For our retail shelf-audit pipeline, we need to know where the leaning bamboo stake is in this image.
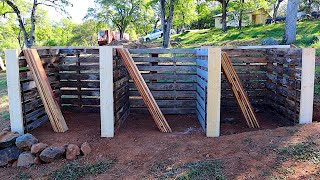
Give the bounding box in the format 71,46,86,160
117,48,172,132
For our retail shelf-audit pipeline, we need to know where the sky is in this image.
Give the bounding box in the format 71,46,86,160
46,0,95,24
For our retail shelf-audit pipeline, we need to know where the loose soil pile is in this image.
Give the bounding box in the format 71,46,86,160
0,113,319,179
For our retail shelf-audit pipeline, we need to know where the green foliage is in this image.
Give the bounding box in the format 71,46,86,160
89,0,143,37
50,160,116,180
176,160,226,180
173,0,196,30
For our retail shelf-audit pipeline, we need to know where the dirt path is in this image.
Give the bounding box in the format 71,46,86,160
0,113,319,179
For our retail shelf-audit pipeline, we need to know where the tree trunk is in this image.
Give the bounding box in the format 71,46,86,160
221,0,228,32
160,0,175,48
4,0,37,48
238,0,244,29
119,28,124,40
154,19,160,30
273,0,283,23
283,0,300,44
0,57,6,71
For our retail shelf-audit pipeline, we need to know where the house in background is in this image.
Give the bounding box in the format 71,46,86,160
213,8,271,28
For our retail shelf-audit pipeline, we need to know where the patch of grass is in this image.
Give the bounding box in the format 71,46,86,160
176,160,226,180
171,20,320,49
149,161,169,177
16,172,32,180
1,111,9,120
0,79,6,88
242,137,256,148
50,160,115,180
276,142,320,163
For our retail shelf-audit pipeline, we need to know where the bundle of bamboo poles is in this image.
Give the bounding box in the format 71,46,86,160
221,52,260,128
23,49,68,132
117,48,172,133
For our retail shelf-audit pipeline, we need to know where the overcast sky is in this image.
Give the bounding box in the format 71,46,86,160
45,0,95,23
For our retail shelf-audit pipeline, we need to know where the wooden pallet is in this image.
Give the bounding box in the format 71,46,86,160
222,52,260,128
117,48,172,133
23,49,68,132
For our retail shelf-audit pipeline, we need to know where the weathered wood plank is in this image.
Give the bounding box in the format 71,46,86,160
129,99,196,108
141,74,197,81
129,48,196,54
132,56,196,62
130,108,196,114
136,65,196,73
60,73,100,80
129,90,197,99
197,68,208,80
129,82,196,91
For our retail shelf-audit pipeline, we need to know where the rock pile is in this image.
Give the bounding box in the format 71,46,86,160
0,129,92,168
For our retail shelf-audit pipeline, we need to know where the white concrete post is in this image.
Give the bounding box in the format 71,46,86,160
299,48,315,124
5,50,24,134
99,47,115,137
206,48,222,137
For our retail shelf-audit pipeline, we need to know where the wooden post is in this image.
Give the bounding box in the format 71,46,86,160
299,48,315,124
99,47,114,137
5,50,24,134
206,48,222,137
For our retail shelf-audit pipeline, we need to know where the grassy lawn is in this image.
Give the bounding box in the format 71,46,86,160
170,20,320,51
0,72,9,130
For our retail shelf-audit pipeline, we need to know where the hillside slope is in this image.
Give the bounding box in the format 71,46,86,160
172,20,320,50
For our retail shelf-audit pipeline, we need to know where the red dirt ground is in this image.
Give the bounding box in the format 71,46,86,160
0,112,319,179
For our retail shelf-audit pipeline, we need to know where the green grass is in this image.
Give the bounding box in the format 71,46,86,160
276,142,320,163
176,160,226,180
171,20,320,49
50,160,115,180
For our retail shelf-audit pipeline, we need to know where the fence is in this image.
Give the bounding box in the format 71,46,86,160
5,46,315,137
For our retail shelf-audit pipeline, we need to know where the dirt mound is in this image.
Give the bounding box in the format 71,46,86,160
107,40,149,49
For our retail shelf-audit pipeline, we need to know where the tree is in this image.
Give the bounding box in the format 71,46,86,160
173,0,196,33
216,0,230,32
91,0,142,40
192,1,218,29
160,0,176,48
300,0,320,14
283,0,300,44
272,0,284,22
1,0,71,48
134,1,157,36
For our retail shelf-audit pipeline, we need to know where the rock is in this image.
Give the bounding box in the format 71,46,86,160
15,133,39,151
222,117,240,124
12,160,17,168
17,152,35,168
39,147,65,163
34,156,42,165
261,38,279,45
2,128,10,132
0,131,20,149
66,144,80,160
31,143,48,154
80,142,92,156
0,146,23,167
